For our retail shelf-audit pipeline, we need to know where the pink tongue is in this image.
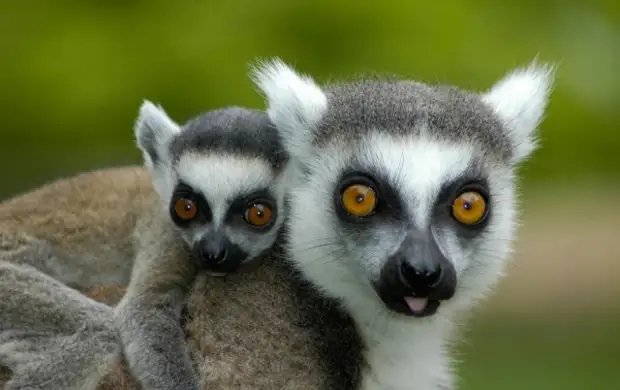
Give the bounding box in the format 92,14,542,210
404,296,428,313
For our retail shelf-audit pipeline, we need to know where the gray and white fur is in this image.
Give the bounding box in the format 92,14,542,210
115,102,291,390
0,103,291,390
248,58,555,389
0,59,554,390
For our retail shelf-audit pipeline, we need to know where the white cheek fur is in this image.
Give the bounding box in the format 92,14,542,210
251,57,546,390
285,139,520,389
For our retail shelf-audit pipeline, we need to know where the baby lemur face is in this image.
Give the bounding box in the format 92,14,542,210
252,60,554,317
134,103,290,273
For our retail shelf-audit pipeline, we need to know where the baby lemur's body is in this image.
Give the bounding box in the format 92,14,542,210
0,103,296,390
0,59,554,390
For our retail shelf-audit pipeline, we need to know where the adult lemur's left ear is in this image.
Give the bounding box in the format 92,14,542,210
482,61,556,165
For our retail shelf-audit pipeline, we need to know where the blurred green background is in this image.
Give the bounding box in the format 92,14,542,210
1,1,618,389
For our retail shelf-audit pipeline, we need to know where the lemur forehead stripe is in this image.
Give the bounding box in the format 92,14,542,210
174,153,276,203
339,135,490,225
349,149,488,196
168,106,289,171
313,80,512,162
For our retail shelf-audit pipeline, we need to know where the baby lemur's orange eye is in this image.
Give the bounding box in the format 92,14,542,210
244,203,273,227
174,198,198,221
341,184,377,217
452,191,487,226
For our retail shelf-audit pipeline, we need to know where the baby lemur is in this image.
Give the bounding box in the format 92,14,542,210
0,58,554,390
0,102,291,390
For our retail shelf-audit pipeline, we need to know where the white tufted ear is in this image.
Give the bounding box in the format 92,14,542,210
250,58,328,161
482,61,556,165
134,100,181,169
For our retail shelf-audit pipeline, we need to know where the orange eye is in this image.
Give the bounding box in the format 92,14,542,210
452,191,487,225
341,184,377,217
174,198,198,221
244,203,274,227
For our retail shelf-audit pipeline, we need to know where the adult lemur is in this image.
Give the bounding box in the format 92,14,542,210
0,103,292,390
0,59,554,390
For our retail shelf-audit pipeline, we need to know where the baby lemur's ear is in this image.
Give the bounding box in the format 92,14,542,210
250,58,328,162
134,101,181,169
482,61,556,166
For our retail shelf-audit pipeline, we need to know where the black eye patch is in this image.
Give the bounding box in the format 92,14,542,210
333,168,405,226
224,188,278,232
433,176,491,237
169,182,212,227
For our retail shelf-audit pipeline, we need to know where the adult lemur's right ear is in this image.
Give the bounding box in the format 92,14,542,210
481,61,556,166
134,101,181,169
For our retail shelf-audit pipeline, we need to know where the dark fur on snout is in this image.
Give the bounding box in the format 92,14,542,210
376,231,457,317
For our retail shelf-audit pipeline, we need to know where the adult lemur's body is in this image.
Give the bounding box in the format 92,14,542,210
250,59,554,389
0,59,553,390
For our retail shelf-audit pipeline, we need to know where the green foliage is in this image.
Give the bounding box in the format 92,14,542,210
1,0,618,197
458,311,620,390
0,3,618,387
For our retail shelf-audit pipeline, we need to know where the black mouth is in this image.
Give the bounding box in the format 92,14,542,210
193,251,271,277
207,255,266,276
379,294,442,318
199,258,244,274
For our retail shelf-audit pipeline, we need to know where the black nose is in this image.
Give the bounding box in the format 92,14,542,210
198,236,230,266
399,260,443,297
201,246,227,264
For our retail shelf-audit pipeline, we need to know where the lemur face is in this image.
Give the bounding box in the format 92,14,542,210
252,59,553,317
134,103,291,274
288,127,519,317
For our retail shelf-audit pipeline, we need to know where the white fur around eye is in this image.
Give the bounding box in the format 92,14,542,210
246,56,550,389
284,132,524,389
175,153,275,227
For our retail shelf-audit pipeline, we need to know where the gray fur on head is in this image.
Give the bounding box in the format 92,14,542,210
250,58,554,389
134,102,293,267
251,58,555,169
